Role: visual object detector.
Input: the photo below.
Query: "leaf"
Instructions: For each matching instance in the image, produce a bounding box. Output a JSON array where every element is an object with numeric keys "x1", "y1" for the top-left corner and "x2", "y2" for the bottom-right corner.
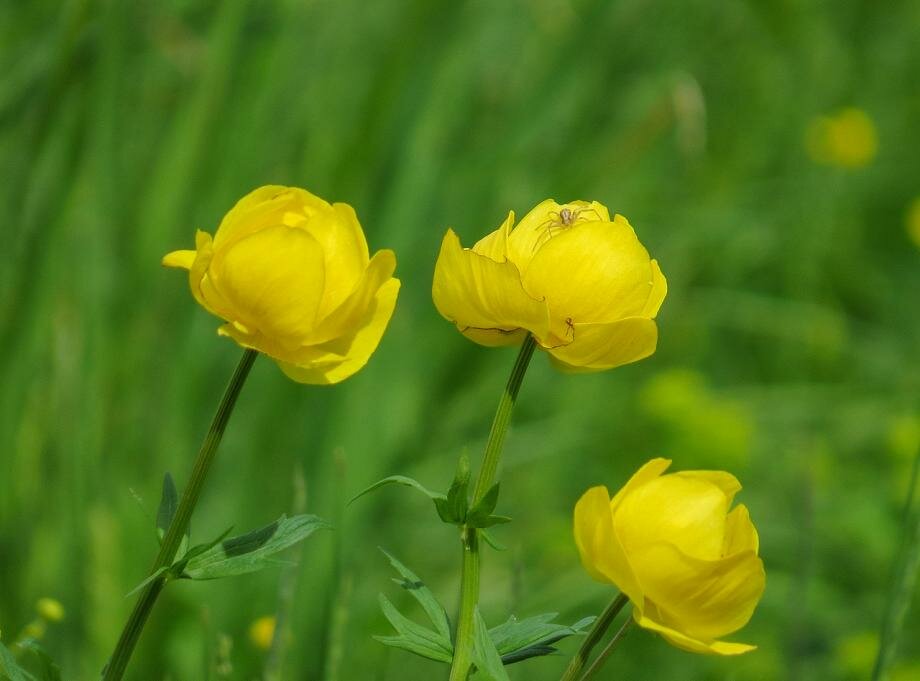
[
  {"x1": 380, "y1": 548, "x2": 451, "y2": 641},
  {"x1": 182, "y1": 515, "x2": 330, "y2": 580},
  {"x1": 125, "y1": 566, "x2": 169, "y2": 597},
  {"x1": 156, "y1": 473, "x2": 179, "y2": 542},
  {"x1": 480, "y1": 529, "x2": 507, "y2": 551},
  {"x1": 0, "y1": 641, "x2": 36, "y2": 681},
  {"x1": 350, "y1": 475, "x2": 446, "y2": 506},
  {"x1": 15, "y1": 640, "x2": 61, "y2": 681},
  {"x1": 444, "y1": 455, "x2": 471, "y2": 524},
  {"x1": 467, "y1": 482, "x2": 500, "y2": 524},
  {"x1": 489, "y1": 613, "x2": 596, "y2": 665},
  {"x1": 471, "y1": 608, "x2": 510, "y2": 681},
  {"x1": 375, "y1": 594, "x2": 453, "y2": 663}
]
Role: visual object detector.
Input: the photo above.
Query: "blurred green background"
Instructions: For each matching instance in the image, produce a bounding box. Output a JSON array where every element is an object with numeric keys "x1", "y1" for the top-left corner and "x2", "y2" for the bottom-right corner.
[{"x1": 2, "y1": 0, "x2": 920, "y2": 679}]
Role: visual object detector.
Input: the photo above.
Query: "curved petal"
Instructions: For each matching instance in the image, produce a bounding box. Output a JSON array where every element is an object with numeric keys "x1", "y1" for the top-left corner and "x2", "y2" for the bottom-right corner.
[
  {"x1": 609, "y1": 458, "x2": 672, "y2": 512},
  {"x1": 188, "y1": 231, "x2": 236, "y2": 321},
  {"x1": 634, "y1": 607, "x2": 757, "y2": 656},
  {"x1": 309, "y1": 249, "x2": 396, "y2": 344},
  {"x1": 629, "y1": 541, "x2": 765, "y2": 640},
  {"x1": 547, "y1": 317, "x2": 658, "y2": 372},
  {"x1": 460, "y1": 327, "x2": 530, "y2": 348},
  {"x1": 521, "y1": 218, "x2": 656, "y2": 325},
  {"x1": 614, "y1": 473, "x2": 732, "y2": 560},
  {"x1": 208, "y1": 225, "x2": 326, "y2": 343},
  {"x1": 277, "y1": 278, "x2": 400, "y2": 385},
  {"x1": 432, "y1": 229, "x2": 551, "y2": 343},
  {"x1": 212, "y1": 185, "x2": 331, "y2": 249},
  {"x1": 506, "y1": 200, "x2": 610, "y2": 271},
  {"x1": 642, "y1": 259, "x2": 668, "y2": 318},
  {"x1": 471, "y1": 211, "x2": 514, "y2": 261},
  {"x1": 722, "y1": 505, "x2": 760, "y2": 555},
  {"x1": 162, "y1": 249, "x2": 196, "y2": 270},
  {"x1": 306, "y1": 202, "x2": 372, "y2": 318},
  {"x1": 573, "y1": 486, "x2": 644, "y2": 606},
  {"x1": 674, "y1": 470, "x2": 742, "y2": 506}
]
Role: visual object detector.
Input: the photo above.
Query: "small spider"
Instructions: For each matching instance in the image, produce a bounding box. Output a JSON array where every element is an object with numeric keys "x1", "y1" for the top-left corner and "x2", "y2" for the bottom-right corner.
[{"x1": 531, "y1": 205, "x2": 604, "y2": 251}]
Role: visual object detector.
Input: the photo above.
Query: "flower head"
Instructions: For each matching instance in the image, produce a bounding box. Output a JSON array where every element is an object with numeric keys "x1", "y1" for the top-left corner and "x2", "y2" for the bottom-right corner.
[
  {"x1": 432, "y1": 200, "x2": 666, "y2": 371},
  {"x1": 163, "y1": 186, "x2": 400, "y2": 384},
  {"x1": 574, "y1": 458, "x2": 765, "y2": 655},
  {"x1": 248, "y1": 615, "x2": 276, "y2": 650},
  {"x1": 806, "y1": 108, "x2": 878, "y2": 169},
  {"x1": 36, "y1": 597, "x2": 65, "y2": 622}
]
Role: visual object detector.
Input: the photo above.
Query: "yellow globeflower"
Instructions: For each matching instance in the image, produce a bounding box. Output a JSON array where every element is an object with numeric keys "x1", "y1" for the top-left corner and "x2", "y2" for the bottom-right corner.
[
  {"x1": 574, "y1": 458, "x2": 765, "y2": 655},
  {"x1": 432, "y1": 200, "x2": 666, "y2": 371},
  {"x1": 164, "y1": 186, "x2": 400, "y2": 384},
  {"x1": 36, "y1": 597, "x2": 65, "y2": 622},
  {"x1": 806, "y1": 107, "x2": 878, "y2": 169},
  {"x1": 248, "y1": 615, "x2": 276, "y2": 650}
]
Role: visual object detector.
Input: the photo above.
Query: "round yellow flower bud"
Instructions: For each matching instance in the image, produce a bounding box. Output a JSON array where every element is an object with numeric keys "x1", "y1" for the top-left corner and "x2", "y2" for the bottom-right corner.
[
  {"x1": 432, "y1": 200, "x2": 666, "y2": 371},
  {"x1": 36, "y1": 597, "x2": 65, "y2": 622},
  {"x1": 248, "y1": 615, "x2": 276, "y2": 651},
  {"x1": 806, "y1": 108, "x2": 878, "y2": 169},
  {"x1": 574, "y1": 458, "x2": 765, "y2": 655},
  {"x1": 163, "y1": 186, "x2": 400, "y2": 384}
]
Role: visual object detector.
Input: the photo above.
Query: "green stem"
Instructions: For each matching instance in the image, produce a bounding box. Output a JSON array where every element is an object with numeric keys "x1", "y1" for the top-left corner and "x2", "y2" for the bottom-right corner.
[
  {"x1": 559, "y1": 593, "x2": 629, "y2": 681},
  {"x1": 871, "y1": 444, "x2": 920, "y2": 681},
  {"x1": 578, "y1": 616, "x2": 633, "y2": 681},
  {"x1": 448, "y1": 335, "x2": 537, "y2": 681},
  {"x1": 102, "y1": 349, "x2": 258, "y2": 681}
]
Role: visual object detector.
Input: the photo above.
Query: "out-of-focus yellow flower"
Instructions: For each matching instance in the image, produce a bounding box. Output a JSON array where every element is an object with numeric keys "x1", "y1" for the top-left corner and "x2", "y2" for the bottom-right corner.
[
  {"x1": 574, "y1": 458, "x2": 765, "y2": 655},
  {"x1": 906, "y1": 197, "x2": 920, "y2": 249},
  {"x1": 248, "y1": 615, "x2": 276, "y2": 650},
  {"x1": 806, "y1": 108, "x2": 877, "y2": 169},
  {"x1": 432, "y1": 200, "x2": 666, "y2": 371},
  {"x1": 164, "y1": 186, "x2": 400, "y2": 385},
  {"x1": 36, "y1": 598, "x2": 65, "y2": 622}
]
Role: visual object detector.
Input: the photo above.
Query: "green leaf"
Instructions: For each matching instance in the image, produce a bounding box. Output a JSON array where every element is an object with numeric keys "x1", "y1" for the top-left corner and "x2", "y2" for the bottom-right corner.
[
  {"x1": 380, "y1": 548, "x2": 451, "y2": 642},
  {"x1": 444, "y1": 455, "x2": 471, "y2": 524},
  {"x1": 375, "y1": 594, "x2": 453, "y2": 663},
  {"x1": 15, "y1": 640, "x2": 61, "y2": 681},
  {"x1": 471, "y1": 608, "x2": 510, "y2": 681},
  {"x1": 0, "y1": 641, "x2": 36, "y2": 681},
  {"x1": 182, "y1": 515, "x2": 330, "y2": 580},
  {"x1": 350, "y1": 475, "x2": 446, "y2": 506},
  {"x1": 125, "y1": 566, "x2": 169, "y2": 597},
  {"x1": 480, "y1": 529, "x2": 507, "y2": 551},
  {"x1": 467, "y1": 482, "x2": 500, "y2": 523},
  {"x1": 156, "y1": 473, "x2": 178, "y2": 542},
  {"x1": 489, "y1": 613, "x2": 596, "y2": 665}
]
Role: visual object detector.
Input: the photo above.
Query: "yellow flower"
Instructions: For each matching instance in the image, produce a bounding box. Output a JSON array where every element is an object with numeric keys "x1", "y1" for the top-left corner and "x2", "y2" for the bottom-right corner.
[
  {"x1": 36, "y1": 597, "x2": 65, "y2": 622},
  {"x1": 574, "y1": 458, "x2": 765, "y2": 655},
  {"x1": 906, "y1": 197, "x2": 920, "y2": 249},
  {"x1": 249, "y1": 615, "x2": 276, "y2": 650},
  {"x1": 806, "y1": 108, "x2": 877, "y2": 169},
  {"x1": 432, "y1": 200, "x2": 666, "y2": 371},
  {"x1": 163, "y1": 186, "x2": 400, "y2": 384}
]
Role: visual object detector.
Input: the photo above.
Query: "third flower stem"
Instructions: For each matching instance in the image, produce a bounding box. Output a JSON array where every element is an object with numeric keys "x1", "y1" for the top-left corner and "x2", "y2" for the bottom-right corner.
[
  {"x1": 448, "y1": 334, "x2": 537, "y2": 681},
  {"x1": 102, "y1": 349, "x2": 258, "y2": 681},
  {"x1": 559, "y1": 592, "x2": 629, "y2": 681}
]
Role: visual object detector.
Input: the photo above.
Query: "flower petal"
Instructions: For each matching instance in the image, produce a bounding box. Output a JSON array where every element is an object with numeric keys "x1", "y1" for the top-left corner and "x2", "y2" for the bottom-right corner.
[
  {"x1": 521, "y1": 217, "x2": 657, "y2": 325},
  {"x1": 471, "y1": 211, "x2": 514, "y2": 261},
  {"x1": 674, "y1": 470, "x2": 742, "y2": 505},
  {"x1": 722, "y1": 504, "x2": 760, "y2": 555},
  {"x1": 306, "y1": 202, "x2": 372, "y2": 318},
  {"x1": 573, "y1": 486, "x2": 644, "y2": 606},
  {"x1": 212, "y1": 185, "x2": 331, "y2": 249},
  {"x1": 629, "y1": 541, "x2": 765, "y2": 641},
  {"x1": 277, "y1": 278, "x2": 400, "y2": 384},
  {"x1": 309, "y1": 249, "x2": 396, "y2": 344},
  {"x1": 547, "y1": 317, "x2": 658, "y2": 372},
  {"x1": 642, "y1": 259, "x2": 668, "y2": 318},
  {"x1": 432, "y1": 229, "x2": 551, "y2": 343},
  {"x1": 506, "y1": 200, "x2": 610, "y2": 271},
  {"x1": 209, "y1": 225, "x2": 326, "y2": 343},
  {"x1": 162, "y1": 249, "x2": 196, "y2": 270},
  {"x1": 634, "y1": 606, "x2": 757, "y2": 656},
  {"x1": 609, "y1": 458, "x2": 672, "y2": 512}
]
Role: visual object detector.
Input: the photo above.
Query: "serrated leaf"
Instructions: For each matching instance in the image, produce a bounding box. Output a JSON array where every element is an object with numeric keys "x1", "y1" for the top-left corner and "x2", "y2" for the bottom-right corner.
[
  {"x1": 182, "y1": 515, "x2": 330, "y2": 580},
  {"x1": 380, "y1": 548, "x2": 451, "y2": 641},
  {"x1": 376, "y1": 594, "x2": 453, "y2": 663},
  {"x1": 15, "y1": 640, "x2": 61, "y2": 681},
  {"x1": 471, "y1": 608, "x2": 510, "y2": 681},
  {"x1": 489, "y1": 613, "x2": 596, "y2": 665},
  {"x1": 156, "y1": 473, "x2": 178, "y2": 542},
  {"x1": 0, "y1": 641, "x2": 36, "y2": 681},
  {"x1": 350, "y1": 475, "x2": 446, "y2": 506}
]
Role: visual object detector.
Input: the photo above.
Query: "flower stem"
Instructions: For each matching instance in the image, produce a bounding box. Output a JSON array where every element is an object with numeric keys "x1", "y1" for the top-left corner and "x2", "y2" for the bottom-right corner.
[
  {"x1": 578, "y1": 616, "x2": 633, "y2": 681},
  {"x1": 559, "y1": 592, "x2": 629, "y2": 681},
  {"x1": 102, "y1": 349, "x2": 258, "y2": 681},
  {"x1": 871, "y1": 444, "x2": 920, "y2": 681},
  {"x1": 448, "y1": 334, "x2": 537, "y2": 681}
]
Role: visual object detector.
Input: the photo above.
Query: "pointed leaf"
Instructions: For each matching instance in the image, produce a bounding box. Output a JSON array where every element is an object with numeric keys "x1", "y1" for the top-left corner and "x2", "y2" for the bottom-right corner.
[
  {"x1": 0, "y1": 641, "x2": 36, "y2": 681},
  {"x1": 183, "y1": 515, "x2": 330, "y2": 580},
  {"x1": 156, "y1": 473, "x2": 179, "y2": 543},
  {"x1": 380, "y1": 548, "x2": 451, "y2": 641},
  {"x1": 376, "y1": 594, "x2": 453, "y2": 663},
  {"x1": 445, "y1": 456, "x2": 471, "y2": 523},
  {"x1": 471, "y1": 608, "x2": 510, "y2": 681},
  {"x1": 480, "y1": 529, "x2": 507, "y2": 551},
  {"x1": 350, "y1": 475, "x2": 446, "y2": 506},
  {"x1": 468, "y1": 482, "x2": 500, "y2": 522},
  {"x1": 125, "y1": 566, "x2": 169, "y2": 597},
  {"x1": 489, "y1": 613, "x2": 596, "y2": 665}
]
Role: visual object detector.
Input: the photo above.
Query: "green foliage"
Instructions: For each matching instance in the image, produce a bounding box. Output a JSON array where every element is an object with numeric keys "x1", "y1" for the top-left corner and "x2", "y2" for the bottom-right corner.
[
  {"x1": 472, "y1": 609, "x2": 510, "y2": 681},
  {"x1": 490, "y1": 614, "x2": 596, "y2": 665},
  {"x1": 0, "y1": 640, "x2": 61, "y2": 681},
  {"x1": 0, "y1": 641, "x2": 34, "y2": 681}
]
